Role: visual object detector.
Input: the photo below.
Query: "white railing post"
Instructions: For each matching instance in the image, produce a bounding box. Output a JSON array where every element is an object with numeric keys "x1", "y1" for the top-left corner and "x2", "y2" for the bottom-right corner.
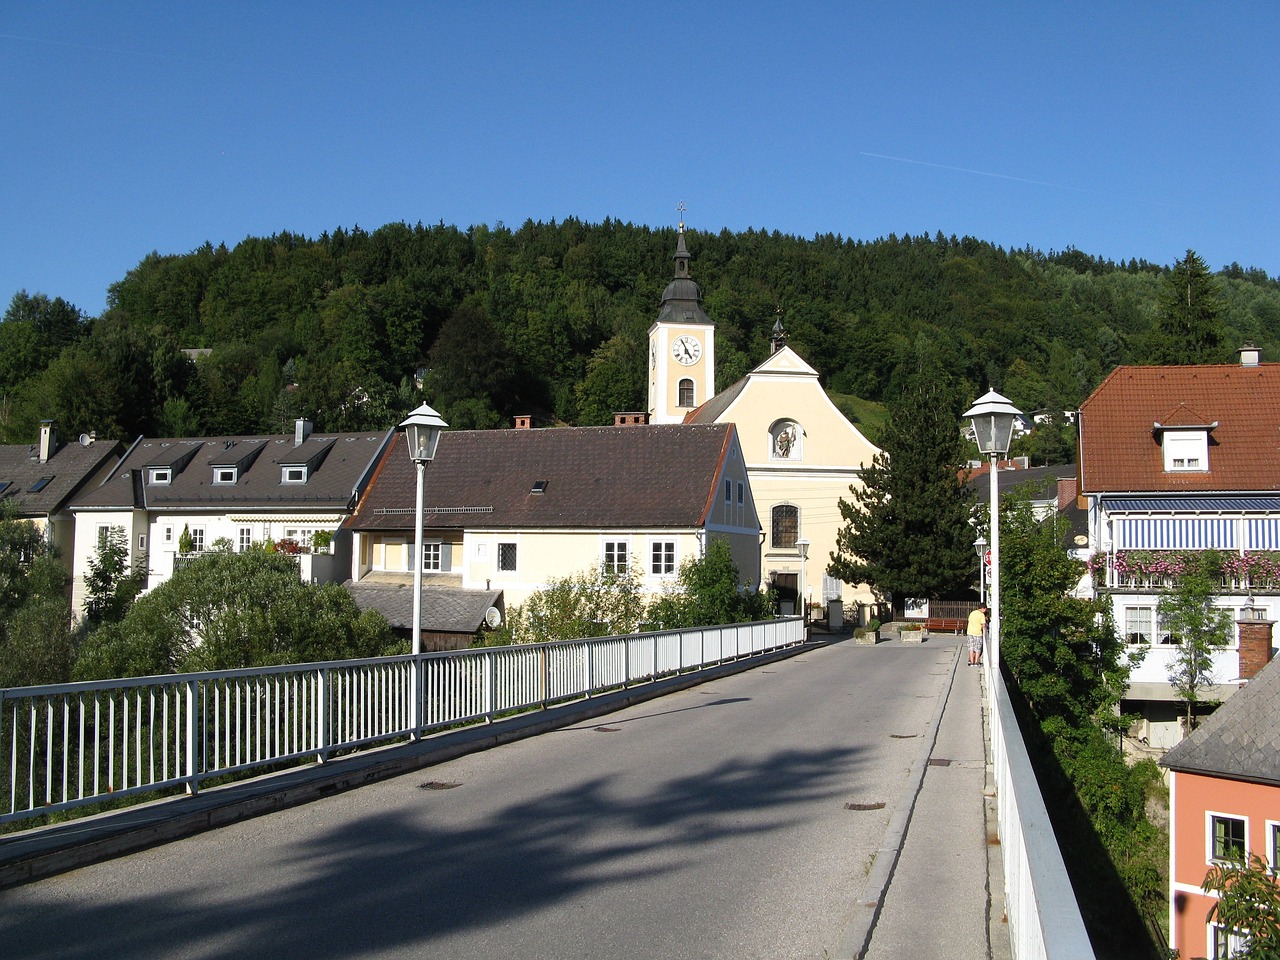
[
  {"x1": 484, "y1": 651, "x2": 494, "y2": 722},
  {"x1": 316, "y1": 666, "x2": 329, "y2": 762},
  {"x1": 184, "y1": 679, "x2": 198, "y2": 796},
  {"x1": 411, "y1": 657, "x2": 422, "y2": 740}
]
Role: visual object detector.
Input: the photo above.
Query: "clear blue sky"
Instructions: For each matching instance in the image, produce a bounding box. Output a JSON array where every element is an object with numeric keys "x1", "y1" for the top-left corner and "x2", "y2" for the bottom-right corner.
[{"x1": 2, "y1": 3, "x2": 1276, "y2": 318}]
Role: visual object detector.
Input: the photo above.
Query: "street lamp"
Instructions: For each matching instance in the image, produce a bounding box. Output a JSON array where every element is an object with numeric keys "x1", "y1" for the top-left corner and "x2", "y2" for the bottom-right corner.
[
  {"x1": 399, "y1": 403, "x2": 448, "y2": 659},
  {"x1": 973, "y1": 535, "x2": 988, "y2": 605},
  {"x1": 796, "y1": 538, "x2": 810, "y2": 623},
  {"x1": 963, "y1": 389, "x2": 1022, "y2": 688}
]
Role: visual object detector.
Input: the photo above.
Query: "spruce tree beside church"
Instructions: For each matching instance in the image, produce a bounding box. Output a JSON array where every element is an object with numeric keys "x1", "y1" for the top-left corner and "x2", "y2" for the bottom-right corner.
[{"x1": 828, "y1": 363, "x2": 975, "y2": 612}]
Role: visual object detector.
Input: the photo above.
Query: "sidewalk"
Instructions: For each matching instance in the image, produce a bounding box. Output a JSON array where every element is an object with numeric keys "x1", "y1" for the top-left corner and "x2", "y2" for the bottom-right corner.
[{"x1": 839, "y1": 636, "x2": 1011, "y2": 960}]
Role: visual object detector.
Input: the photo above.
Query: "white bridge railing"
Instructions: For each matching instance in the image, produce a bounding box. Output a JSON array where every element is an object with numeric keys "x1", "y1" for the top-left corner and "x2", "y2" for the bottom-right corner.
[
  {"x1": 1, "y1": 618, "x2": 803, "y2": 826},
  {"x1": 989, "y1": 662, "x2": 1097, "y2": 960}
]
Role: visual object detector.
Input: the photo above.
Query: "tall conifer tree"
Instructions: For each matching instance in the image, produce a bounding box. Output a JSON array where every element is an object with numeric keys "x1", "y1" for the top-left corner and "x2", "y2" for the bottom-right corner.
[
  {"x1": 1152, "y1": 248, "x2": 1224, "y2": 364},
  {"x1": 828, "y1": 351, "x2": 975, "y2": 609}
]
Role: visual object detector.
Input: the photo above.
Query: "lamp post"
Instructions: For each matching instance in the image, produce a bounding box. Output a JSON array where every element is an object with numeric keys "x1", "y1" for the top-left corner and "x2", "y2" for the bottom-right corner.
[
  {"x1": 963, "y1": 390, "x2": 1022, "y2": 692},
  {"x1": 399, "y1": 403, "x2": 448, "y2": 735},
  {"x1": 796, "y1": 538, "x2": 810, "y2": 624},
  {"x1": 973, "y1": 535, "x2": 988, "y2": 605}
]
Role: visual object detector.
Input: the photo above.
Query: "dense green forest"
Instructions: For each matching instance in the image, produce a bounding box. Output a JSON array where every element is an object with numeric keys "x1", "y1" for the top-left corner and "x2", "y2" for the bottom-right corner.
[{"x1": 2, "y1": 219, "x2": 1277, "y2": 446}]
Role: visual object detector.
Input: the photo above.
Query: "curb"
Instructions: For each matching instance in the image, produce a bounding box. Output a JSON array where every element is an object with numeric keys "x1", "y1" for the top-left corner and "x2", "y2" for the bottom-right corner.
[{"x1": 830, "y1": 642, "x2": 963, "y2": 960}]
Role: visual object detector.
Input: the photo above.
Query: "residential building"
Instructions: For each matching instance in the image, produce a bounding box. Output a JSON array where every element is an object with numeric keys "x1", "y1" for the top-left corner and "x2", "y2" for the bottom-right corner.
[
  {"x1": 1078, "y1": 346, "x2": 1280, "y2": 748},
  {"x1": 0, "y1": 420, "x2": 122, "y2": 571},
  {"x1": 647, "y1": 224, "x2": 881, "y2": 619},
  {"x1": 1161, "y1": 625, "x2": 1279, "y2": 960},
  {"x1": 344, "y1": 421, "x2": 761, "y2": 622},
  {"x1": 66, "y1": 420, "x2": 392, "y2": 616}
]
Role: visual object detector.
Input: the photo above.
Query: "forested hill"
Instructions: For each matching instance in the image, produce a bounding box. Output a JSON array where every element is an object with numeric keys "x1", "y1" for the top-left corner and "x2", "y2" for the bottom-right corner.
[{"x1": 2, "y1": 218, "x2": 1278, "y2": 448}]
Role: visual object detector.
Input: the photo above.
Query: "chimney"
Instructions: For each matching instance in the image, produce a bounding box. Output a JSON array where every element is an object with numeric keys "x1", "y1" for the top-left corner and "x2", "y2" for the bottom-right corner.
[
  {"x1": 1057, "y1": 476, "x2": 1078, "y2": 510},
  {"x1": 1239, "y1": 341, "x2": 1261, "y2": 367},
  {"x1": 38, "y1": 420, "x2": 56, "y2": 463},
  {"x1": 1236, "y1": 614, "x2": 1274, "y2": 681},
  {"x1": 514, "y1": 415, "x2": 532, "y2": 430},
  {"x1": 613, "y1": 412, "x2": 649, "y2": 426},
  {"x1": 294, "y1": 418, "x2": 313, "y2": 446}
]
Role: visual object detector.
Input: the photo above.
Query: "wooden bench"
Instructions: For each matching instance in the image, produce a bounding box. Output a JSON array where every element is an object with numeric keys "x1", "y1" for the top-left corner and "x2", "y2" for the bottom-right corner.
[{"x1": 923, "y1": 617, "x2": 966, "y2": 636}]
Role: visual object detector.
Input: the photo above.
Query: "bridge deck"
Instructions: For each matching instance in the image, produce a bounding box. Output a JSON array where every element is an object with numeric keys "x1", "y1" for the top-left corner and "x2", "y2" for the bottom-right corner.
[{"x1": 0, "y1": 634, "x2": 1006, "y2": 960}]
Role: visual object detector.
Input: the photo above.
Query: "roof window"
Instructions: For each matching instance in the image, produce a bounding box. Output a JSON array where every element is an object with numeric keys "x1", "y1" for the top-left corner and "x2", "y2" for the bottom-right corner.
[
  {"x1": 1161, "y1": 430, "x2": 1209, "y2": 472},
  {"x1": 148, "y1": 467, "x2": 172, "y2": 485},
  {"x1": 29, "y1": 476, "x2": 54, "y2": 493}
]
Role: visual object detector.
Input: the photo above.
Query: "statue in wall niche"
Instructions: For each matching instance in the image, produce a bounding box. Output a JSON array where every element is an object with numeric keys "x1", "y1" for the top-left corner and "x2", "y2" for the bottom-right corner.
[{"x1": 774, "y1": 425, "x2": 796, "y2": 458}]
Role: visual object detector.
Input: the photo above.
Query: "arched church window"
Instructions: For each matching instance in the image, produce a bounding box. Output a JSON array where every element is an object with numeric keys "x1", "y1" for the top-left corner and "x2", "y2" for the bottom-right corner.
[
  {"x1": 772, "y1": 504, "x2": 799, "y2": 550},
  {"x1": 770, "y1": 420, "x2": 802, "y2": 460},
  {"x1": 678, "y1": 378, "x2": 695, "y2": 407}
]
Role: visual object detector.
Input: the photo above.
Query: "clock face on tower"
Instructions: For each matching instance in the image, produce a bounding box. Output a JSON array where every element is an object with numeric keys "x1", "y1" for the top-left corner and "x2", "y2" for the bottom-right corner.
[{"x1": 672, "y1": 334, "x2": 702, "y2": 365}]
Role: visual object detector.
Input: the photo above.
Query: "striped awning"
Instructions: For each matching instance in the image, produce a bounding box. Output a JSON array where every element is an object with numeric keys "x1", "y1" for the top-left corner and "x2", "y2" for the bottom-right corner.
[
  {"x1": 1112, "y1": 515, "x2": 1280, "y2": 551},
  {"x1": 1106, "y1": 497, "x2": 1280, "y2": 513}
]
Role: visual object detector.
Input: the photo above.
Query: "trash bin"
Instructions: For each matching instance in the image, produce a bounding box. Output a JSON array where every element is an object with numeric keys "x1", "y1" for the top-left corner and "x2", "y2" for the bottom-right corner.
[{"x1": 828, "y1": 599, "x2": 843, "y2": 630}]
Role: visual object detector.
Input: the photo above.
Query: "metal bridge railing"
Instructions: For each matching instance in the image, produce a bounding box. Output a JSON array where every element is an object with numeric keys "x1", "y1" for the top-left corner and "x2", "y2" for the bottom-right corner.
[
  {"x1": 1, "y1": 617, "x2": 803, "y2": 826},
  {"x1": 989, "y1": 663, "x2": 1097, "y2": 960}
]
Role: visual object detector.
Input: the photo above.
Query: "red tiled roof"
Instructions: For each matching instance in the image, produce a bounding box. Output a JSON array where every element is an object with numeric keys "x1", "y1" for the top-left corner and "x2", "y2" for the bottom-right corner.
[
  {"x1": 346, "y1": 423, "x2": 737, "y2": 532},
  {"x1": 1079, "y1": 364, "x2": 1280, "y2": 494}
]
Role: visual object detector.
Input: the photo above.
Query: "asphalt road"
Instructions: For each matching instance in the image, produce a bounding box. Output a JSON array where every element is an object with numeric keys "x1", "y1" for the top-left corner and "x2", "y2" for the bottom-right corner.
[{"x1": 0, "y1": 638, "x2": 960, "y2": 960}]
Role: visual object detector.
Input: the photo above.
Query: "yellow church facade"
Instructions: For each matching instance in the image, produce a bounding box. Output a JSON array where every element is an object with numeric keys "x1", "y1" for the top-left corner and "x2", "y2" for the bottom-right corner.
[{"x1": 647, "y1": 227, "x2": 881, "y2": 620}]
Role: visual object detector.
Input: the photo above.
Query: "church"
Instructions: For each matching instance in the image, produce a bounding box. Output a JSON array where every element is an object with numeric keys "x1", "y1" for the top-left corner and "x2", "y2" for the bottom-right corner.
[{"x1": 646, "y1": 223, "x2": 882, "y2": 621}]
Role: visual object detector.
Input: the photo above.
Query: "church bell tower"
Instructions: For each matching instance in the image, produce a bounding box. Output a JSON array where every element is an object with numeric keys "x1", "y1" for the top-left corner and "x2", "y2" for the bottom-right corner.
[{"x1": 648, "y1": 216, "x2": 715, "y2": 424}]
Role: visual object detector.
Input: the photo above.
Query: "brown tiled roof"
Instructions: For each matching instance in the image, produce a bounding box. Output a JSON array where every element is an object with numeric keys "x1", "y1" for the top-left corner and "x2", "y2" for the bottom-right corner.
[
  {"x1": 346, "y1": 423, "x2": 736, "y2": 532},
  {"x1": 1161, "y1": 653, "x2": 1280, "y2": 786},
  {"x1": 0, "y1": 438, "x2": 123, "y2": 517},
  {"x1": 1079, "y1": 363, "x2": 1280, "y2": 494},
  {"x1": 70, "y1": 432, "x2": 392, "y2": 512}
]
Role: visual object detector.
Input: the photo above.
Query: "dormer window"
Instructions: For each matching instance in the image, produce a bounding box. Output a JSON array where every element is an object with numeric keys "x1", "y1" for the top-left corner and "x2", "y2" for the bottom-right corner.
[
  {"x1": 1162, "y1": 430, "x2": 1209, "y2": 472},
  {"x1": 148, "y1": 468, "x2": 171, "y2": 485},
  {"x1": 214, "y1": 467, "x2": 237, "y2": 484},
  {"x1": 282, "y1": 466, "x2": 307, "y2": 484}
]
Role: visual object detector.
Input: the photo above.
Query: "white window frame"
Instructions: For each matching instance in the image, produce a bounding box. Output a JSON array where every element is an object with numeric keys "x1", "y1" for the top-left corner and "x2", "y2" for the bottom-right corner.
[
  {"x1": 138, "y1": 534, "x2": 147, "y2": 551},
  {"x1": 164, "y1": 525, "x2": 173, "y2": 544},
  {"x1": 650, "y1": 540, "x2": 676, "y2": 576},
  {"x1": 96, "y1": 523, "x2": 124, "y2": 550},
  {"x1": 148, "y1": 467, "x2": 171, "y2": 485},
  {"x1": 1123, "y1": 605, "x2": 1154, "y2": 645},
  {"x1": 189, "y1": 526, "x2": 205, "y2": 553},
  {"x1": 1209, "y1": 922, "x2": 1248, "y2": 960},
  {"x1": 497, "y1": 541, "x2": 518, "y2": 573},
  {"x1": 1207, "y1": 811, "x2": 1248, "y2": 864},
  {"x1": 602, "y1": 540, "x2": 629, "y2": 575},
  {"x1": 1163, "y1": 431, "x2": 1209, "y2": 472},
  {"x1": 213, "y1": 467, "x2": 237, "y2": 484},
  {"x1": 422, "y1": 541, "x2": 443, "y2": 572},
  {"x1": 281, "y1": 466, "x2": 307, "y2": 484},
  {"x1": 238, "y1": 527, "x2": 253, "y2": 552},
  {"x1": 1268, "y1": 820, "x2": 1280, "y2": 871}
]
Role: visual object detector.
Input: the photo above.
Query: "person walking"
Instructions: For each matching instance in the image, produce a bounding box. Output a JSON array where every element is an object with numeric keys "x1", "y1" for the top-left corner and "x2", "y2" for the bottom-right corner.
[{"x1": 966, "y1": 605, "x2": 988, "y2": 666}]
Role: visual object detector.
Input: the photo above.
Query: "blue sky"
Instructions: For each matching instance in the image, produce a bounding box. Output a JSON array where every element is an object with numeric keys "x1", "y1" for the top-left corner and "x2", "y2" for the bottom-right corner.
[{"x1": 2, "y1": 3, "x2": 1276, "y2": 317}]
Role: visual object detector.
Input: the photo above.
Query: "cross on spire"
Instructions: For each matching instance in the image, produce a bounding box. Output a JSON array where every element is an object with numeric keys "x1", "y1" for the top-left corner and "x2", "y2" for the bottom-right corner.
[{"x1": 676, "y1": 200, "x2": 686, "y2": 232}]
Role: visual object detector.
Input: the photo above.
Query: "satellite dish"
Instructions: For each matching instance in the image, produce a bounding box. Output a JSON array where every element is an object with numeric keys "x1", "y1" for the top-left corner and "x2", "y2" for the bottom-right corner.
[
  {"x1": 484, "y1": 607, "x2": 502, "y2": 629},
  {"x1": 79, "y1": 433, "x2": 92, "y2": 446}
]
